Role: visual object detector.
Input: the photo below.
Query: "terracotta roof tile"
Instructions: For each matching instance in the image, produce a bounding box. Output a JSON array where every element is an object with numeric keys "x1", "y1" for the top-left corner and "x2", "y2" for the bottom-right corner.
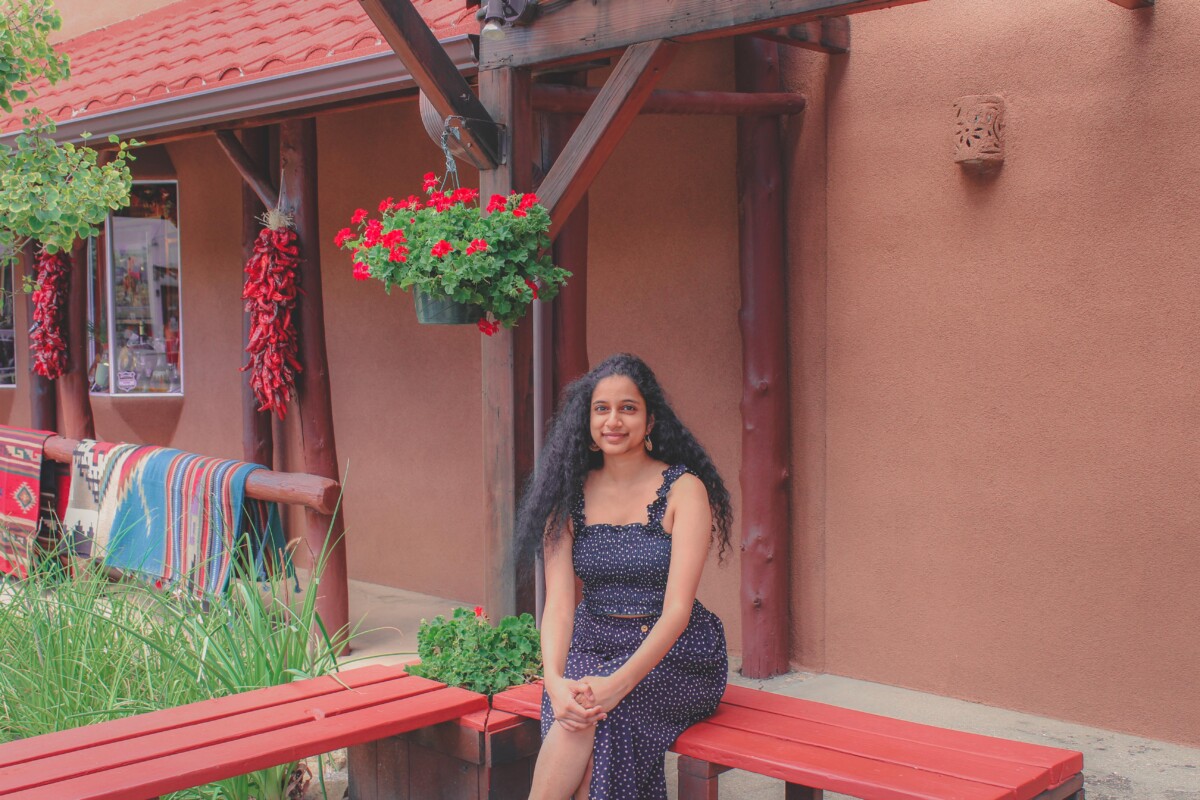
[{"x1": 2, "y1": 0, "x2": 475, "y2": 132}]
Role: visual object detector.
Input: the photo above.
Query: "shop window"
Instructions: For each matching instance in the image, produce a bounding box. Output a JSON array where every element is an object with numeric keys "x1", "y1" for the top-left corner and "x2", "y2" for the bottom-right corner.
[
  {"x1": 89, "y1": 182, "x2": 182, "y2": 395},
  {"x1": 0, "y1": 258, "x2": 14, "y2": 386}
]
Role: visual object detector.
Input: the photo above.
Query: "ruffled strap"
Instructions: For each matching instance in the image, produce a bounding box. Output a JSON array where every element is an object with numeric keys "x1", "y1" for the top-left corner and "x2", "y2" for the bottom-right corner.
[
  {"x1": 648, "y1": 464, "x2": 693, "y2": 528},
  {"x1": 569, "y1": 487, "x2": 587, "y2": 535}
]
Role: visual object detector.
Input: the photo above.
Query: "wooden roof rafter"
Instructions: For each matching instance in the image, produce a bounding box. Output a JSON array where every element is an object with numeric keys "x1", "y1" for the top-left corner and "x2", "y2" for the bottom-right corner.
[
  {"x1": 358, "y1": 0, "x2": 502, "y2": 169},
  {"x1": 476, "y1": 0, "x2": 929, "y2": 70},
  {"x1": 759, "y1": 18, "x2": 850, "y2": 54}
]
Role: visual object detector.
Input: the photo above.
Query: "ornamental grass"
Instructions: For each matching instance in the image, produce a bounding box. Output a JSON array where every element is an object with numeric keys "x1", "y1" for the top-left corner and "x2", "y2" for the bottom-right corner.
[{"x1": 0, "y1": 536, "x2": 350, "y2": 800}]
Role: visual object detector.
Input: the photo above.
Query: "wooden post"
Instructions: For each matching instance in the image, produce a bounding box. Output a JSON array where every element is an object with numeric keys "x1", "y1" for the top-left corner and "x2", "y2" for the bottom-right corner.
[
  {"x1": 540, "y1": 74, "x2": 591, "y2": 397},
  {"x1": 279, "y1": 118, "x2": 349, "y2": 648},
  {"x1": 735, "y1": 36, "x2": 793, "y2": 678},
  {"x1": 478, "y1": 67, "x2": 534, "y2": 620},
  {"x1": 60, "y1": 239, "x2": 95, "y2": 440},
  {"x1": 239, "y1": 127, "x2": 274, "y2": 468},
  {"x1": 22, "y1": 243, "x2": 56, "y2": 433}
]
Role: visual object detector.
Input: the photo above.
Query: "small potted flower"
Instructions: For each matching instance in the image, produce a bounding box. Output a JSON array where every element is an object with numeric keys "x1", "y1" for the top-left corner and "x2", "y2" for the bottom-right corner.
[{"x1": 336, "y1": 172, "x2": 571, "y2": 335}]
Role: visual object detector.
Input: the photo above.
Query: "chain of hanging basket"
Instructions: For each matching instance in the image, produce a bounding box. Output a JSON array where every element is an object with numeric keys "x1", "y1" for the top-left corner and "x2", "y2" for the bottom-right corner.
[
  {"x1": 241, "y1": 206, "x2": 302, "y2": 420},
  {"x1": 30, "y1": 248, "x2": 69, "y2": 380}
]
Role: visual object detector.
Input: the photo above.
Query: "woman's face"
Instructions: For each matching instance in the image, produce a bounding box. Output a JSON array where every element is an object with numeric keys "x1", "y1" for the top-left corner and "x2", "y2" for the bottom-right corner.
[{"x1": 589, "y1": 375, "x2": 653, "y2": 456}]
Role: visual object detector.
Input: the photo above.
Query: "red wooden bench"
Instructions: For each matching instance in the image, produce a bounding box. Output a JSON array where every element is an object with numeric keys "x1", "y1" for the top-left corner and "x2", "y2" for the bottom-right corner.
[
  {"x1": 493, "y1": 682, "x2": 1085, "y2": 800},
  {"x1": 0, "y1": 664, "x2": 487, "y2": 800}
]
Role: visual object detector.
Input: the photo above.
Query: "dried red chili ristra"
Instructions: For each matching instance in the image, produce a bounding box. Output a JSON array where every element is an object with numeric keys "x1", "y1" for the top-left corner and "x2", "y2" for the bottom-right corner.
[
  {"x1": 240, "y1": 212, "x2": 302, "y2": 420},
  {"x1": 30, "y1": 249, "x2": 70, "y2": 380}
]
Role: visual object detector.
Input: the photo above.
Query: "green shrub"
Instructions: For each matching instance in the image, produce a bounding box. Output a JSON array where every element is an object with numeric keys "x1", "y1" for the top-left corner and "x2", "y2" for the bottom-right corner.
[{"x1": 406, "y1": 606, "x2": 541, "y2": 696}]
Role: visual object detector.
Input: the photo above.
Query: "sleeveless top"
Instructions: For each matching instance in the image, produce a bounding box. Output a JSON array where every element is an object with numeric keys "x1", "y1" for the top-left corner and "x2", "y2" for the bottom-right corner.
[{"x1": 571, "y1": 464, "x2": 693, "y2": 616}]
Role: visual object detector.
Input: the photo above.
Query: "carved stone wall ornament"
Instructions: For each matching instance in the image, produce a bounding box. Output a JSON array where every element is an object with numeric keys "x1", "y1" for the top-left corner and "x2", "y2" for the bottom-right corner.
[{"x1": 954, "y1": 95, "x2": 1005, "y2": 170}]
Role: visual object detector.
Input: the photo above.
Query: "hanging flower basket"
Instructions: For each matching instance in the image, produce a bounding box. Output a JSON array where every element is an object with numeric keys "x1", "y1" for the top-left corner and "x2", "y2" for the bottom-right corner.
[
  {"x1": 413, "y1": 288, "x2": 480, "y2": 325},
  {"x1": 336, "y1": 171, "x2": 570, "y2": 335}
]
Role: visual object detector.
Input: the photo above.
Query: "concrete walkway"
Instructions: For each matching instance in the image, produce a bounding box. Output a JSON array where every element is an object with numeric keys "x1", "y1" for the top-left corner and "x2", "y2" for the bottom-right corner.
[{"x1": 337, "y1": 579, "x2": 1200, "y2": 800}]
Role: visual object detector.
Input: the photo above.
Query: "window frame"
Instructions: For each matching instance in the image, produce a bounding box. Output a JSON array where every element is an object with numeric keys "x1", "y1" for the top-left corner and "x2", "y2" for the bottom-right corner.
[{"x1": 90, "y1": 179, "x2": 184, "y2": 398}]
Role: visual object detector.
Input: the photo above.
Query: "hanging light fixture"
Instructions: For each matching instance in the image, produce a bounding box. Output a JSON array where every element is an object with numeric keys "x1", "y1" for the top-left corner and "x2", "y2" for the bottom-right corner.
[{"x1": 479, "y1": 0, "x2": 537, "y2": 40}]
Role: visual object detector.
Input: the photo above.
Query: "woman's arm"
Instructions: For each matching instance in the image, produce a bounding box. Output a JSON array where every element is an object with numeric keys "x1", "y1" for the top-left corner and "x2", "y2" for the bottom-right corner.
[
  {"x1": 541, "y1": 524, "x2": 606, "y2": 731},
  {"x1": 581, "y1": 474, "x2": 713, "y2": 712}
]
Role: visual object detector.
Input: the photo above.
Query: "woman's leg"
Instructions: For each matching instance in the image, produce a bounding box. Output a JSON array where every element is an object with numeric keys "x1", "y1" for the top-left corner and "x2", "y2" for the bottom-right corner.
[
  {"x1": 572, "y1": 754, "x2": 594, "y2": 799},
  {"x1": 528, "y1": 722, "x2": 596, "y2": 800}
]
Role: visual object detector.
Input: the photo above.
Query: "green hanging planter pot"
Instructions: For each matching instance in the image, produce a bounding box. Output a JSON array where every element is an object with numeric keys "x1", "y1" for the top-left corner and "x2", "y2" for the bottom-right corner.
[{"x1": 413, "y1": 289, "x2": 481, "y2": 325}]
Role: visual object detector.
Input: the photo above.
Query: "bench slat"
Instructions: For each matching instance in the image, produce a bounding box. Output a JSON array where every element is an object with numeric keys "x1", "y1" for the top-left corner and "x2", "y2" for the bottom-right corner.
[
  {"x1": 7, "y1": 686, "x2": 488, "y2": 800},
  {"x1": 704, "y1": 704, "x2": 1049, "y2": 797},
  {"x1": 0, "y1": 664, "x2": 402, "y2": 770},
  {"x1": 720, "y1": 686, "x2": 1082, "y2": 783},
  {"x1": 0, "y1": 673, "x2": 440, "y2": 794},
  {"x1": 675, "y1": 724, "x2": 1015, "y2": 800}
]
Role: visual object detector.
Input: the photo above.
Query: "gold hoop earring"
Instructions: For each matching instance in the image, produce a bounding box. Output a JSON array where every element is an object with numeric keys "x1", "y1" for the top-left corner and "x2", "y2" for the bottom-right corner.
[
  {"x1": 589, "y1": 442, "x2": 601, "y2": 452},
  {"x1": 644, "y1": 434, "x2": 653, "y2": 452}
]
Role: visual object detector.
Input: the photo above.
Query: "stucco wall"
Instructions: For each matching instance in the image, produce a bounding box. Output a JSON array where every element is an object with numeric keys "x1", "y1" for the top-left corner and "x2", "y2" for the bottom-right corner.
[
  {"x1": 816, "y1": 0, "x2": 1199, "y2": 745},
  {"x1": 52, "y1": 0, "x2": 182, "y2": 41}
]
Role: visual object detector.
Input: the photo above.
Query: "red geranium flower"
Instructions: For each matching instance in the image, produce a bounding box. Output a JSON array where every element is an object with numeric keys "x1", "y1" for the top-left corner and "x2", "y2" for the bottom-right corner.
[
  {"x1": 465, "y1": 238, "x2": 488, "y2": 255},
  {"x1": 518, "y1": 192, "x2": 538, "y2": 209},
  {"x1": 486, "y1": 194, "x2": 507, "y2": 213},
  {"x1": 364, "y1": 219, "x2": 383, "y2": 246},
  {"x1": 382, "y1": 230, "x2": 406, "y2": 248},
  {"x1": 525, "y1": 278, "x2": 539, "y2": 300},
  {"x1": 511, "y1": 207, "x2": 528, "y2": 218},
  {"x1": 476, "y1": 318, "x2": 500, "y2": 336},
  {"x1": 334, "y1": 227, "x2": 353, "y2": 248},
  {"x1": 423, "y1": 172, "x2": 438, "y2": 192},
  {"x1": 350, "y1": 208, "x2": 368, "y2": 225},
  {"x1": 474, "y1": 605, "x2": 485, "y2": 617},
  {"x1": 379, "y1": 196, "x2": 394, "y2": 213},
  {"x1": 388, "y1": 247, "x2": 407, "y2": 263},
  {"x1": 431, "y1": 240, "x2": 454, "y2": 258},
  {"x1": 453, "y1": 187, "x2": 480, "y2": 205},
  {"x1": 352, "y1": 262, "x2": 370, "y2": 281}
]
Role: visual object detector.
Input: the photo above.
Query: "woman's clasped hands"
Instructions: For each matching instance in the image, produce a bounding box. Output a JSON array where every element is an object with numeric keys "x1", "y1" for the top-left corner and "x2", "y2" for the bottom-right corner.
[{"x1": 549, "y1": 674, "x2": 631, "y2": 732}]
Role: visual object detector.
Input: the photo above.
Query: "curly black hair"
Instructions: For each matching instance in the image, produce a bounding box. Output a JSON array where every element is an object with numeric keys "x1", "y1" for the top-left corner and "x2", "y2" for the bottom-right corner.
[{"x1": 515, "y1": 353, "x2": 733, "y2": 562}]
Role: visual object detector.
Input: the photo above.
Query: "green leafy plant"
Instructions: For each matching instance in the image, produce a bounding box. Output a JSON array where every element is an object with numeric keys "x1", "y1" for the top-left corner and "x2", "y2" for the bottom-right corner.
[
  {"x1": 0, "y1": 1, "x2": 137, "y2": 263},
  {"x1": 336, "y1": 172, "x2": 571, "y2": 335},
  {"x1": 406, "y1": 606, "x2": 541, "y2": 696}
]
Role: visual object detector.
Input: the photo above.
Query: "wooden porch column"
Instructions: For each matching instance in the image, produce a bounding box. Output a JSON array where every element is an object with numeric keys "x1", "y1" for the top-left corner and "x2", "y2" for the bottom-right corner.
[
  {"x1": 279, "y1": 118, "x2": 349, "y2": 647},
  {"x1": 22, "y1": 243, "x2": 56, "y2": 433},
  {"x1": 479, "y1": 67, "x2": 534, "y2": 620},
  {"x1": 60, "y1": 239, "x2": 95, "y2": 440},
  {"x1": 239, "y1": 127, "x2": 274, "y2": 468},
  {"x1": 540, "y1": 74, "x2": 591, "y2": 397},
  {"x1": 735, "y1": 36, "x2": 793, "y2": 678}
]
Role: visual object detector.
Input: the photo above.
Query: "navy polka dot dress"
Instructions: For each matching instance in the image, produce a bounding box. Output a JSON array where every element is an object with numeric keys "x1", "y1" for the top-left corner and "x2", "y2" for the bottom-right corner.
[{"x1": 540, "y1": 464, "x2": 728, "y2": 799}]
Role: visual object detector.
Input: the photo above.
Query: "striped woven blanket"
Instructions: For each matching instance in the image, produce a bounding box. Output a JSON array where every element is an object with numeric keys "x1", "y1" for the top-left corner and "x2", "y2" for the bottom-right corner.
[
  {"x1": 67, "y1": 443, "x2": 287, "y2": 596},
  {"x1": 0, "y1": 426, "x2": 63, "y2": 577}
]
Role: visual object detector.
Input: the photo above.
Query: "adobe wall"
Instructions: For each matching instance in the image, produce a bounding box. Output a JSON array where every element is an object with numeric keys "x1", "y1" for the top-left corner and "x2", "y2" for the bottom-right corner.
[
  {"x1": 813, "y1": 0, "x2": 1199, "y2": 745},
  {"x1": 52, "y1": 0, "x2": 180, "y2": 41}
]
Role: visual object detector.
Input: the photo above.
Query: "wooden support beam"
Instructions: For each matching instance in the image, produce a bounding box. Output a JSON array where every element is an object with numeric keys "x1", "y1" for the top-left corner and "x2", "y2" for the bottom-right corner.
[
  {"x1": 43, "y1": 435, "x2": 340, "y2": 514},
  {"x1": 478, "y1": 67, "x2": 535, "y2": 620},
  {"x1": 239, "y1": 127, "x2": 274, "y2": 469},
  {"x1": 758, "y1": 17, "x2": 850, "y2": 54},
  {"x1": 60, "y1": 239, "x2": 95, "y2": 440},
  {"x1": 279, "y1": 118, "x2": 350, "y2": 649},
  {"x1": 533, "y1": 84, "x2": 807, "y2": 116},
  {"x1": 358, "y1": 0, "x2": 500, "y2": 169},
  {"x1": 736, "y1": 36, "x2": 793, "y2": 679},
  {"x1": 1107, "y1": 0, "x2": 1153, "y2": 8},
  {"x1": 478, "y1": 0, "x2": 926, "y2": 69},
  {"x1": 22, "y1": 243, "x2": 56, "y2": 434},
  {"x1": 215, "y1": 130, "x2": 278, "y2": 209},
  {"x1": 539, "y1": 40, "x2": 676, "y2": 239}
]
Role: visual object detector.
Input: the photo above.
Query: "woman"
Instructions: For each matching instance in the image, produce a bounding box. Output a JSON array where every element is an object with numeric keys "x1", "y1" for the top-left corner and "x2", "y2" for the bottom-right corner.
[{"x1": 517, "y1": 353, "x2": 733, "y2": 800}]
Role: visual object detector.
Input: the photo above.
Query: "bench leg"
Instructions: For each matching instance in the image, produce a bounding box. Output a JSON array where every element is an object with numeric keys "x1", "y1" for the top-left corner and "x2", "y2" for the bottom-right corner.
[
  {"x1": 677, "y1": 756, "x2": 730, "y2": 800},
  {"x1": 785, "y1": 784, "x2": 823, "y2": 800}
]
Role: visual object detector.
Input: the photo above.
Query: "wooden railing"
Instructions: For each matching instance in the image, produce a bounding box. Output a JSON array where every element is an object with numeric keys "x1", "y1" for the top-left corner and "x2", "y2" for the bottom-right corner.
[{"x1": 41, "y1": 435, "x2": 340, "y2": 516}]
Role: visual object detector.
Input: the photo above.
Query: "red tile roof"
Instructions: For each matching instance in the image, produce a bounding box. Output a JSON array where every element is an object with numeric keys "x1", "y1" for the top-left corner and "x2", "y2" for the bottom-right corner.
[{"x1": 2, "y1": 0, "x2": 475, "y2": 133}]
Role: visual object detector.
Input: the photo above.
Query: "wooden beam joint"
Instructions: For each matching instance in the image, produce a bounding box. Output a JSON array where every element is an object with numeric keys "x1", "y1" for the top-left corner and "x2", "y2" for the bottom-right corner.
[
  {"x1": 358, "y1": 0, "x2": 501, "y2": 169},
  {"x1": 215, "y1": 130, "x2": 278, "y2": 209},
  {"x1": 759, "y1": 17, "x2": 850, "y2": 54}
]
